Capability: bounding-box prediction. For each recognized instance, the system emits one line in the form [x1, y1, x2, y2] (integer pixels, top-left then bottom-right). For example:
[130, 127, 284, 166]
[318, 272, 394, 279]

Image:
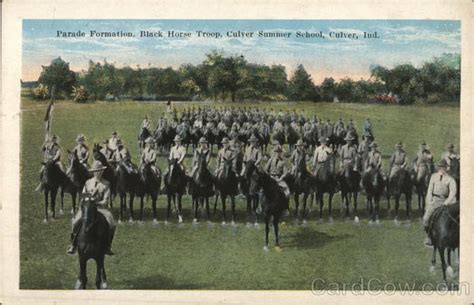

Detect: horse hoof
[317, 218, 324, 224]
[43, 218, 48, 224]
[193, 218, 198, 224]
[354, 216, 360, 223]
[221, 221, 226, 226]
[100, 281, 108, 289]
[275, 246, 282, 252]
[328, 217, 334, 224]
[368, 220, 374, 225]
[74, 279, 82, 289]
[178, 216, 183, 223]
[231, 221, 236, 226]
[60, 209, 64, 215]
[375, 219, 381, 225]
[263, 246, 269, 252]
[446, 266, 455, 278]
[153, 219, 158, 224]
[254, 222, 259, 227]
[429, 265, 435, 273]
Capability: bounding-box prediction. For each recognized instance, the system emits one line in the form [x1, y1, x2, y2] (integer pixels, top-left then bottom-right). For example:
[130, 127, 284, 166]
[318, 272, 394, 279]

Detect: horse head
[80, 193, 98, 233]
[448, 157, 460, 179]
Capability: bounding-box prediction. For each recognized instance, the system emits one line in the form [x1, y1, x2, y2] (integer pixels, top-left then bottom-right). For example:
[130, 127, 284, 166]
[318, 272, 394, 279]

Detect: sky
[22, 20, 460, 84]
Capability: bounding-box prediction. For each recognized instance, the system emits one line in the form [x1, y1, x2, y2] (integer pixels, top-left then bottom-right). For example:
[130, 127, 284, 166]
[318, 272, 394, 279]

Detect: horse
[64, 150, 91, 216]
[189, 151, 214, 222]
[338, 158, 362, 222]
[138, 127, 152, 153]
[116, 159, 139, 223]
[362, 166, 385, 223]
[313, 156, 337, 222]
[387, 168, 414, 222]
[92, 144, 117, 208]
[428, 202, 459, 283]
[163, 158, 188, 223]
[74, 193, 111, 289]
[292, 155, 313, 223]
[190, 127, 203, 152]
[240, 161, 261, 225]
[285, 125, 299, 154]
[272, 128, 286, 149]
[214, 156, 240, 224]
[40, 159, 74, 222]
[413, 161, 433, 215]
[243, 160, 289, 251]
[137, 162, 161, 222]
[203, 127, 217, 154]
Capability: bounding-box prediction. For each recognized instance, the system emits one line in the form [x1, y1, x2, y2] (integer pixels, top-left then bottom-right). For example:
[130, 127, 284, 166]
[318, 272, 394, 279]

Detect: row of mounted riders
[40, 141, 459, 226]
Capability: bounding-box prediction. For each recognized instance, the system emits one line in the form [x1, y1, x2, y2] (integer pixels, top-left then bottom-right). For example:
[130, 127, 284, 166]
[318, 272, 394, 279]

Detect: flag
[44, 85, 56, 138]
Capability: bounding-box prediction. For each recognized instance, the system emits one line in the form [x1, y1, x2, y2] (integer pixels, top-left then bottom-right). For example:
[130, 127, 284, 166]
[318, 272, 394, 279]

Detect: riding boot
[35, 182, 44, 192]
[66, 222, 82, 255]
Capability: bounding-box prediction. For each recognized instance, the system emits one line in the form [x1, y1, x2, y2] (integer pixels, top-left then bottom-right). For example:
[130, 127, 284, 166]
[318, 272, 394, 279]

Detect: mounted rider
[313, 136, 334, 175]
[334, 118, 345, 137]
[347, 118, 356, 133]
[339, 134, 358, 177]
[423, 159, 457, 246]
[265, 145, 291, 198]
[67, 160, 115, 256]
[441, 143, 460, 171]
[35, 134, 64, 192]
[108, 131, 120, 151]
[139, 137, 160, 177]
[167, 134, 186, 173]
[100, 139, 116, 164]
[114, 138, 137, 174]
[364, 142, 382, 173]
[190, 137, 211, 177]
[363, 118, 373, 139]
[388, 141, 408, 181]
[240, 134, 262, 175]
[215, 137, 237, 178]
[141, 115, 151, 132]
[289, 139, 307, 176]
[413, 141, 434, 180]
[67, 134, 89, 175]
[357, 135, 372, 171]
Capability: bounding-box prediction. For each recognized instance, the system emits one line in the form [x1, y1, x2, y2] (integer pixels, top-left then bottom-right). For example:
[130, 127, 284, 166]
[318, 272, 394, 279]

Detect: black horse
[64, 150, 91, 216]
[272, 129, 286, 149]
[362, 166, 385, 223]
[138, 127, 152, 152]
[40, 159, 73, 222]
[338, 159, 361, 222]
[243, 160, 289, 251]
[428, 203, 459, 283]
[189, 151, 214, 222]
[137, 162, 161, 222]
[387, 168, 413, 222]
[214, 157, 240, 224]
[292, 155, 313, 222]
[75, 193, 111, 289]
[163, 158, 188, 223]
[116, 159, 139, 223]
[313, 157, 337, 222]
[285, 125, 299, 154]
[240, 162, 260, 225]
[448, 157, 460, 201]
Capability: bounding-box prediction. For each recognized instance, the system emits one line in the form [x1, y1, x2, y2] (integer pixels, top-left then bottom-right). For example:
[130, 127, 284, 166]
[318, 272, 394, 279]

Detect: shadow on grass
[285, 226, 353, 250]
[121, 273, 209, 289]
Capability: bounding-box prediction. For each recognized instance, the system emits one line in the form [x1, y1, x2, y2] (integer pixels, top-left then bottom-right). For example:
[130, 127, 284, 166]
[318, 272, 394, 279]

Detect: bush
[426, 93, 444, 104]
[72, 86, 89, 103]
[31, 84, 49, 100]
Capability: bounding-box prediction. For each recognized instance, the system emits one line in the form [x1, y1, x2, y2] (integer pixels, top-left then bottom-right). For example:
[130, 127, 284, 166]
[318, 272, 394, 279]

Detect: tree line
[31, 51, 460, 105]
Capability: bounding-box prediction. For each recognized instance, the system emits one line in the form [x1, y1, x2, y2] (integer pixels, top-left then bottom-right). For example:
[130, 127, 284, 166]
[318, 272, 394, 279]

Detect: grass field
[20, 98, 460, 290]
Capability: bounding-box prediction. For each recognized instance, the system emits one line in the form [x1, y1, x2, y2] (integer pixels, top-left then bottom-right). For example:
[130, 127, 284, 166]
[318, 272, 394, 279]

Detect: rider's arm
[426, 175, 435, 204]
[98, 187, 111, 206]
[445, 178, 457, 205]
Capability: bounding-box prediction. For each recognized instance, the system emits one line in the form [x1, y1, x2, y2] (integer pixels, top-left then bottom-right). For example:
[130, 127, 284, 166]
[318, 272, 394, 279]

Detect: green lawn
[20, 98, 460, 289]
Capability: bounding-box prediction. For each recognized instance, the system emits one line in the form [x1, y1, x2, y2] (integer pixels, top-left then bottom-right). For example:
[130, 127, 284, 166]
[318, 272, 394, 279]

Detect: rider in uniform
[265, 146, 290, 198]
[413, 141, 434, 180]
[36, 134, 64, 192]
[190, 137, 211, 177]
[139, 137, 160, 177]
[67, 134, 89, 174]
[423, 159, 457, 246]
[364, 142, 382, 173]
[215, 137, 236, 178]
[67, 160, 115, 256]
[441, 143, 460, 172]
[167, 135, 187, 173]
[313, 136, 334, 175]
[114, 138, 137, 174]
[289, 139, 307, 176]
[388, 142, 408, 181]
[100, 139, 116, 164]
[339, 134, 358, 177]
[240, 134, 262, 175]
[108, 131, 119, 151]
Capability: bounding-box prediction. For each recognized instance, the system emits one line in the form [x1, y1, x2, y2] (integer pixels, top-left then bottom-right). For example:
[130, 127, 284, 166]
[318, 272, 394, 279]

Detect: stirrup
[66, 245, 77, 256]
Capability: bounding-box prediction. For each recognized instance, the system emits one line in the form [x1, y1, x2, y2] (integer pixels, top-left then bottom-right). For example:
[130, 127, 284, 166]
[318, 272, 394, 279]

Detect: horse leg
[273, 216, 280, 247]
[264, 217, 270, 251]
[100, 255, 107, 289]
[231, 195, 236, 224]
[44, 190, 49, 222]
[51, 188, 58, 219]
[152, 194, 157, 222]
[302, 193, 309, 221]
[72, 192, 77, 216]
[76, 257, 87, 289]
[430, 246, 437, 273]
[140, 196, 144, 222]
[353, 192, 359, 219]
[394, 194, 400, 221]
[95, 257, 104, 289]
[177, 194, 183, 223]
[439, 247, 448, 283]
[205, 197, 210, 221]
[293, 193, 300, 220]
[118, 194, 124, 223]
[60, 187, 65, 215]
[166, 194, 171, 223]
[246, 196, 252, 224]
[318, 193, 324, 221]
[328, 193, 334, 222]
[213, 193, 219, 215]
[221, 195, 227, 224]
[129, 193, 135, 222]
[406, 194, 411, 221]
